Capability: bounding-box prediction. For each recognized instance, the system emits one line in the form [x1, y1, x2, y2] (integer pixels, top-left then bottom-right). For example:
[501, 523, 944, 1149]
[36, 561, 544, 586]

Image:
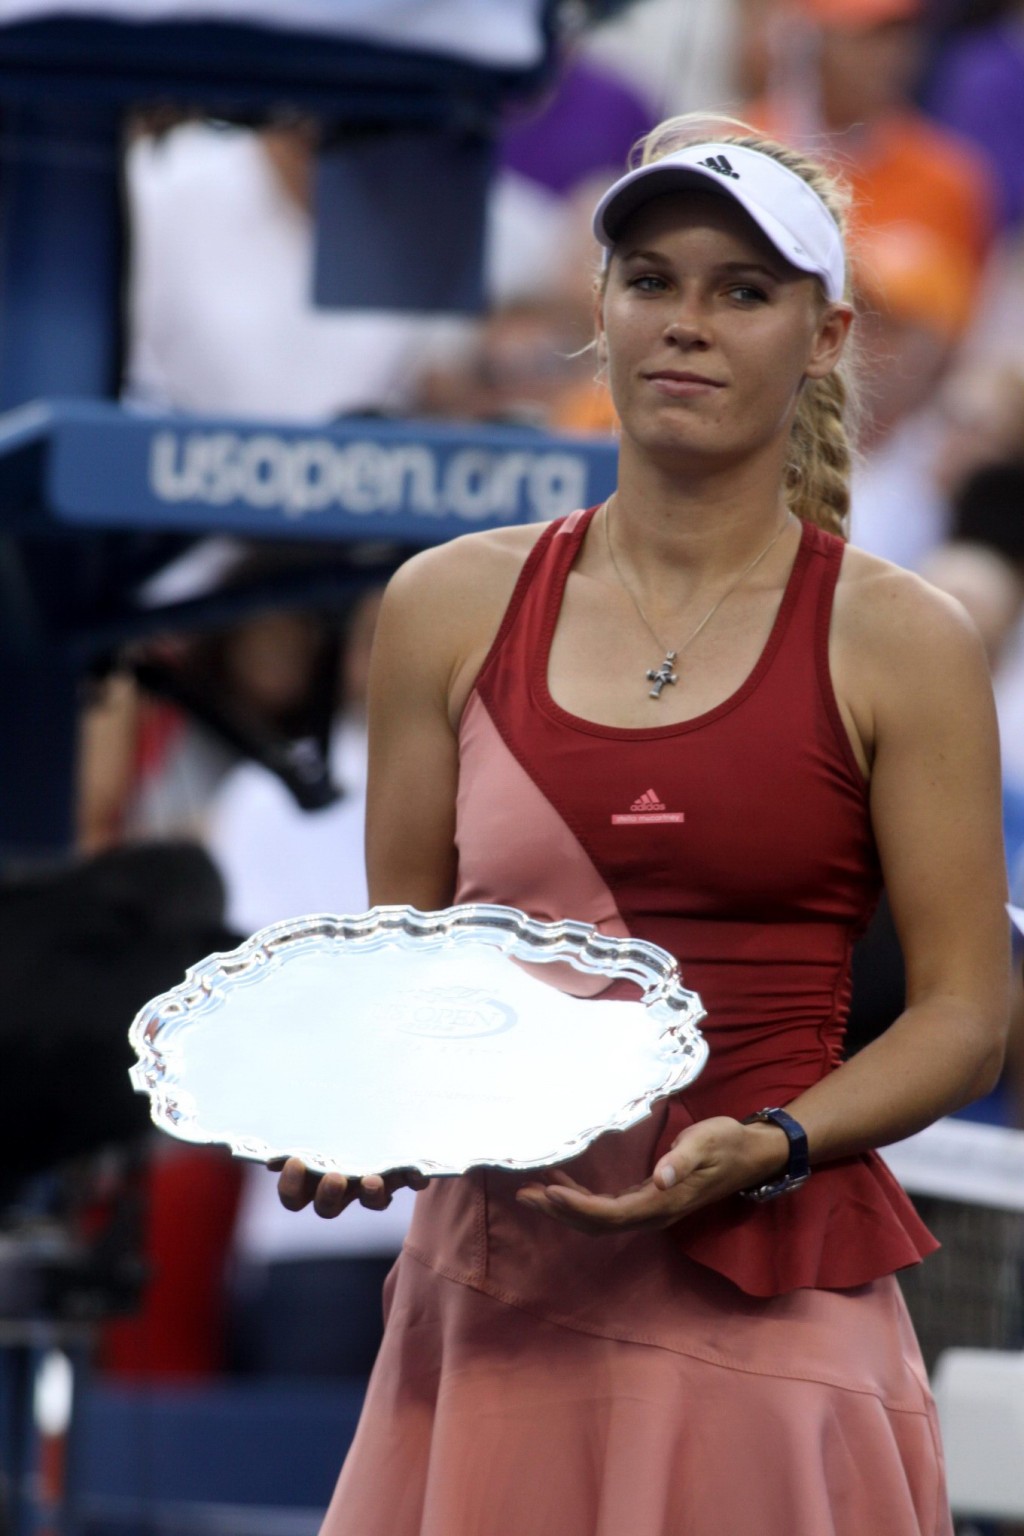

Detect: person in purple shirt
[926, 3, 1024, 231]
[500, 51, 657, 196]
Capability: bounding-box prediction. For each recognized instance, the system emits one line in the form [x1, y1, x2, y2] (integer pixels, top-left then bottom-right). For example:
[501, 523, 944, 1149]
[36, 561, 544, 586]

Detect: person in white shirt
[206, 587, 414, 1376]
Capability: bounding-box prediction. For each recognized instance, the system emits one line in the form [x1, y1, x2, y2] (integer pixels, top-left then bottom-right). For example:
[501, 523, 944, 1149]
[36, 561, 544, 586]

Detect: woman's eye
[728, 284, 769, 303]
[629, 273, 668, 293]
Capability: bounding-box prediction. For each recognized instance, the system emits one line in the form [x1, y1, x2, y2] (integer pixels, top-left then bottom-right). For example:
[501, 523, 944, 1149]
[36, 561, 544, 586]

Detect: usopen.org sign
[43, 406, 617, 542]
[150, 429, 591, 525]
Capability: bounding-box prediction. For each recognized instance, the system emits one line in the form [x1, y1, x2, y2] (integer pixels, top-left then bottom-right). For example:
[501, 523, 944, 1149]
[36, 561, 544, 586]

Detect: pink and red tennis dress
[319, 509, 952, 1536]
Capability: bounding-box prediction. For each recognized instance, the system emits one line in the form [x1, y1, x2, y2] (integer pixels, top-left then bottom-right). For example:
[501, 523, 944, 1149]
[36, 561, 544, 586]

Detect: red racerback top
[404, 507, 936, 1309]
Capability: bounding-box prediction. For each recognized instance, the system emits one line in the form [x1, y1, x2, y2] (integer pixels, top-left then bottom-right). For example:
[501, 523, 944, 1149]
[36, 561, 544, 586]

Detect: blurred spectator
[582, 0, 745, 119]
[848, 222, 972, 567]
[958, 219, 1024, 382]
[744, 0, 998, 313]
[72, 562, 361, 1376]
[931, 362, 1024, 510]
[124, 85, 651, 445]
[926, 0, 1024, 235]
[205, 586, 414, 1380]
[125, 592, 339, 841]
[847, 219, 1024, 574]
[69, 546, 413, 1390]
[500, 51, 655, 202]
[125, 74, 653, 423]
[412, 295, 620, 438]
[126, 121, 468, 420]
[856, 222, 977, 406]
[414, 299, 592, 426]
[207, 585, 379, 934]
[76, 538, 349, 849]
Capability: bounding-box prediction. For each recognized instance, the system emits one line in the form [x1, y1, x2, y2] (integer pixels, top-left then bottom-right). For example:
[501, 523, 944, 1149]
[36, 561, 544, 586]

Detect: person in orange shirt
[741, 0, 997, 319]
[554, 0, 1001, 443]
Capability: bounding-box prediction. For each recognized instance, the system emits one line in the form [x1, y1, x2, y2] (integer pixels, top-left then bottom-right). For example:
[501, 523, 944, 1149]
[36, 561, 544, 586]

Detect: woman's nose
[663, 297, 710, 347]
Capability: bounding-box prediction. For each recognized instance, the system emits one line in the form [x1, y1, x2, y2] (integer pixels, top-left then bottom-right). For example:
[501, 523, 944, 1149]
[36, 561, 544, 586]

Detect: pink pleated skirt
[319, 1248, 952, 1536]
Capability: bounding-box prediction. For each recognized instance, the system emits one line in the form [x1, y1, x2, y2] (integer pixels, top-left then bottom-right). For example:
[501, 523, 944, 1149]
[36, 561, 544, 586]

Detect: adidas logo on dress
[611, 789, 685, 826]
[631, 789, 666, 813]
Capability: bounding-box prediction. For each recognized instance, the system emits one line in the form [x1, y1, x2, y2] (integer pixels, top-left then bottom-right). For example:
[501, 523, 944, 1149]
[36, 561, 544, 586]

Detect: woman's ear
[805, 302, 854, 381]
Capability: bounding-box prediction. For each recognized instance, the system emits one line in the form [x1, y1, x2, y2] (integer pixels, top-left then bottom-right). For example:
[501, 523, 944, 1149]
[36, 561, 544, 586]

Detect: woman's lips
[645, 371, 724, 398]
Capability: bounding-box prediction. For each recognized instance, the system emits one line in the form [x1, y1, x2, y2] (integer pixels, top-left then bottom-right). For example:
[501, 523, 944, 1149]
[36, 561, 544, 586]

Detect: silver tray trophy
[129, 904, 708, 1177]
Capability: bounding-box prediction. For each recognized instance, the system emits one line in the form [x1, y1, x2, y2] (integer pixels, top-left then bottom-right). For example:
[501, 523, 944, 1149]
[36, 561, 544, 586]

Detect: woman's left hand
[515, 1115, 787, 1234]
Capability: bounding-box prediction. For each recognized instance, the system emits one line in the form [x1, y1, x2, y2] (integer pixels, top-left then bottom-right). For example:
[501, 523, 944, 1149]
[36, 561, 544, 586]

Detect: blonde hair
[611, 113, 859, 540]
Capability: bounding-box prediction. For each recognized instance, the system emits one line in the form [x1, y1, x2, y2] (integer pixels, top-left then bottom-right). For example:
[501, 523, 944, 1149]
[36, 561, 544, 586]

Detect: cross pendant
[646, 652, 678, 700]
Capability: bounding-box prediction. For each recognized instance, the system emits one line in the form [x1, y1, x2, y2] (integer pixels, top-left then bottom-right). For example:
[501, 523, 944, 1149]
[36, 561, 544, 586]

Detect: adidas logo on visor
[697, 154, 739, 180]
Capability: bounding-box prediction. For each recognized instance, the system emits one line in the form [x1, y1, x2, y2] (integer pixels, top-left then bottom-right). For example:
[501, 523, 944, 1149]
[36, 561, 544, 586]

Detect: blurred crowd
[17, 0, 1024, 1416]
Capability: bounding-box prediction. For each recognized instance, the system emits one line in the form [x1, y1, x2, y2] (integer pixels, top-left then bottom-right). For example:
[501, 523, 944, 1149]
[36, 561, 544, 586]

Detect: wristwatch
[740, 1107, 811, 1202]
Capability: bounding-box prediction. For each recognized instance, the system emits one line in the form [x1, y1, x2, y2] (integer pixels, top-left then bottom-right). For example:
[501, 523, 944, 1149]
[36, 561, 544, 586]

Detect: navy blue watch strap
[740, 1107, 811, 1202]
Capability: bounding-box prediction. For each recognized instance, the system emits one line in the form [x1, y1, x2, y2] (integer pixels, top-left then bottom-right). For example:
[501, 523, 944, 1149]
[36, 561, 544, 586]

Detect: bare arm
[364, 524, 547, 904]
[777, 563, 1009, 1159]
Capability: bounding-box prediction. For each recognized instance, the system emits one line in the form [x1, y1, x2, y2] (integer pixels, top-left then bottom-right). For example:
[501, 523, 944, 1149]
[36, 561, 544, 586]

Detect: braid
[629, 113, 860, 541]
[787, 371, 855, 537]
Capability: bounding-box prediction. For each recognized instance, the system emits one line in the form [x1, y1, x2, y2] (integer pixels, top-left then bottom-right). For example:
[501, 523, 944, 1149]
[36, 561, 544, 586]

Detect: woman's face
[596, 190, 849, 471]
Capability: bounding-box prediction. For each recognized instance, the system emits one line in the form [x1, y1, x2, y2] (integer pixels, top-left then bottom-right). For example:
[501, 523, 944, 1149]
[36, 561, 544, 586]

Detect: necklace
[603, 500, 794, 700]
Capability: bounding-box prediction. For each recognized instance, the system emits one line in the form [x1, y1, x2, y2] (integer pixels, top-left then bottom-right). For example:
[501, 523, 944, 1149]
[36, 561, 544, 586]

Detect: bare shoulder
[834, 543, 987, 667]
[374, 520, 555, 724]
[385, 520, 550, 620]
[831, 544, 994, 761]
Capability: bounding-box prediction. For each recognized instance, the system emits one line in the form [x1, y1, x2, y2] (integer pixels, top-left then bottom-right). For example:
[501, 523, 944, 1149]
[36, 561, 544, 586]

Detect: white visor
[592, 141, 846, 303]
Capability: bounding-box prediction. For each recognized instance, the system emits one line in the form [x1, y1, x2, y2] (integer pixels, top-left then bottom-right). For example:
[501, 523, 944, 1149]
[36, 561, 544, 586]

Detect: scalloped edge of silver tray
[128, 902, 709, 1176]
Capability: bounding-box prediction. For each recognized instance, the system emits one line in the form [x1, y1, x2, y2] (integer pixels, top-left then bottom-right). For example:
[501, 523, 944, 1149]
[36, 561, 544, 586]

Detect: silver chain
[602, 499, 794, 696]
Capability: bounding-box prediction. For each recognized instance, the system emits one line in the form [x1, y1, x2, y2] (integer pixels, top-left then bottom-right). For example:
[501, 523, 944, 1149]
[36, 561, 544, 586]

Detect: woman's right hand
[274, 1157, 429, 1219]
